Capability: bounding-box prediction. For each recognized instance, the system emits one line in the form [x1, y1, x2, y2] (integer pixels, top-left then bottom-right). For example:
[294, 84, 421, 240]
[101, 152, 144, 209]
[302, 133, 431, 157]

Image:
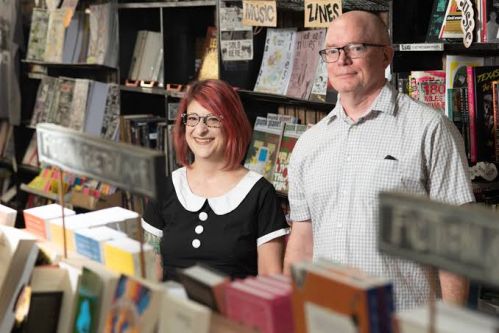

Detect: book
[160, 291, 212, 333]
[0, 203, 16, 227]
[0, 239, 39, 333]
[26, 8, 50, 61]
[225, 280, 292, 333]
[102, 237, 155, 280]
[244, 116, 285, 181]
[286, 29, 326, 100]
[44, 9, 66, 62]
[74, 226, 127, 263]
[466, 65, 499, 163]
[483, 0, 499, 43]
[254, 28, 297, 95]
[408, 70, 446, 111]
[291, 260, 394, 333]
[30, 75, 57, 127]
[492, 81, 499, 162]
[197, 26, 219, 81]
[177, 263, 230, 315]
[29, 265, 75, 333]
[128, 30, 148, 81]
[395, 300, 499, 332]
[272, 123, 307, 194]
[103, 274, 163, 333]
[439, 0, 464, 39]
[22, 291, 63, 333]
[426, 0, 450, 42]
[445, 55, 484, 119]
[23, 203, 76, 240]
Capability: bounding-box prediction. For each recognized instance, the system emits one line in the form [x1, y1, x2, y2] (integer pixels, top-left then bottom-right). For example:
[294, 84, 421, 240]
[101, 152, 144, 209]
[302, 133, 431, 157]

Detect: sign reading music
[36, 123, 166, 199]
[378, 192, 499, 287]
[242, 0, 277, 27]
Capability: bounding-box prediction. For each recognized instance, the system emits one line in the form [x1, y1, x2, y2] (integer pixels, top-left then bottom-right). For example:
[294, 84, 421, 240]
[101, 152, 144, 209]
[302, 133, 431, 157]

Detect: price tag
[242, 0, 277, 27]
[304, 0, 342, 28]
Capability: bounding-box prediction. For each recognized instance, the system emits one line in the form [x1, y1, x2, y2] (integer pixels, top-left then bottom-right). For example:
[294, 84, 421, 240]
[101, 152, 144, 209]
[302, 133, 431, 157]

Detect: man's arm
[283, 220, 313, 276]
[439, 270, 469, 305]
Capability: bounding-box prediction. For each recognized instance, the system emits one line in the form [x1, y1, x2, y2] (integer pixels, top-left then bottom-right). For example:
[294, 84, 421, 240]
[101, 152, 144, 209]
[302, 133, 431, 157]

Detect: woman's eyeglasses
[182, 113, 223, 128]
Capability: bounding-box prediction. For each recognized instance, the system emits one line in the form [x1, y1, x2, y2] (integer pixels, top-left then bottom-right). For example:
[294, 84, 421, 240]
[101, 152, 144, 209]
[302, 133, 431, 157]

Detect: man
[284, 11, 474, 310]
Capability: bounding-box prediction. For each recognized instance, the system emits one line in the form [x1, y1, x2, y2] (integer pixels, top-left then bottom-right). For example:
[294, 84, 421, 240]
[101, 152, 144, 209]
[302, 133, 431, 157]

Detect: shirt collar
[171, 167, 263, 215]
[325, 82, 398, 124]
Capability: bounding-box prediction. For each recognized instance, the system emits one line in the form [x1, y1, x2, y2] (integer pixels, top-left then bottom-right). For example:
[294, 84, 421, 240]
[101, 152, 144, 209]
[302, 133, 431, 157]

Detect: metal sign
[36, 123, 166, 199]
[379, 192, 499, 287]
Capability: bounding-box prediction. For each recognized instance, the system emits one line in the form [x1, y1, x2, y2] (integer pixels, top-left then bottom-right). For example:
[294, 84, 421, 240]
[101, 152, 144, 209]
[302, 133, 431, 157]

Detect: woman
[142, 79, 289, 281]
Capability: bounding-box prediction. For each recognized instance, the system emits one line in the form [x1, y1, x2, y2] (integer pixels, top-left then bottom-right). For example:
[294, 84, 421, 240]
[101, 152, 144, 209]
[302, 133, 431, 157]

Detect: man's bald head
[328, 11, 390, 45]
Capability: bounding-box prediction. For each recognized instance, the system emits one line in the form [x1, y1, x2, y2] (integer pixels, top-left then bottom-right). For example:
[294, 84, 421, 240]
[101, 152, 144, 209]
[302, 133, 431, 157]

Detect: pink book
[467, 65, 478, 163]
[225, 281, 293, 333]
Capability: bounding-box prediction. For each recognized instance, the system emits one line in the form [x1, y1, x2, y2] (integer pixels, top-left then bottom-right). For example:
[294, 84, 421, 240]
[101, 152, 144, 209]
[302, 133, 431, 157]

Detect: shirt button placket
[192, 211, 208, 249]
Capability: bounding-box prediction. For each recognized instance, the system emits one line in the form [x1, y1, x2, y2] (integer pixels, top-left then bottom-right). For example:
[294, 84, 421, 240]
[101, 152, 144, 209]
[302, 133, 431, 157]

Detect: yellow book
[103, 237, 155, 280]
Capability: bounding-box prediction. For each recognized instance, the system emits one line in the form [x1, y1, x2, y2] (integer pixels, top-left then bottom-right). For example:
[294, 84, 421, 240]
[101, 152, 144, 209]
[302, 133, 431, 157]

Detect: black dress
[142, 167, 289, 281]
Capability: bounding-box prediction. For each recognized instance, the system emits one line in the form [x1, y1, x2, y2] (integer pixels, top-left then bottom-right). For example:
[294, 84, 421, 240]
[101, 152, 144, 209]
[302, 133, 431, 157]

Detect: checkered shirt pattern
[288, 83, 475, 310]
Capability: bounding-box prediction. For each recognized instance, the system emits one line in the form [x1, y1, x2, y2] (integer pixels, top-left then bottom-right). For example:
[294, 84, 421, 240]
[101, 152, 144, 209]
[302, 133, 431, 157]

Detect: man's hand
[283, 220, 313, 276]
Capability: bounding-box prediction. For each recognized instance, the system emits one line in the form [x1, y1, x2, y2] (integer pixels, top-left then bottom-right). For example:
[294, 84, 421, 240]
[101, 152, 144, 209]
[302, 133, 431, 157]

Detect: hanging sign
[457, 0, 475, 48]
[304, 0, 342, 28]
[378, 192, 499, 287]
[36, 123, 166, 199]
[242, 0, 277, 27]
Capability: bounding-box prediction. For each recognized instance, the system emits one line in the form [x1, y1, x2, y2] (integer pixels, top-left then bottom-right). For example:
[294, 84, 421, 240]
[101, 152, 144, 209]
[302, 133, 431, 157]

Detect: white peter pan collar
[172, 167, 263, 215]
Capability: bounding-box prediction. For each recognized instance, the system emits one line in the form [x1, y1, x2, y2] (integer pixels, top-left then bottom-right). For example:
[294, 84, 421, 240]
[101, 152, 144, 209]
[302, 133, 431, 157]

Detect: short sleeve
[425, 114, 475, 205]
[288, 134, 311, 222]
[256, 180, 289, 246]
[142, 199, 165, 238]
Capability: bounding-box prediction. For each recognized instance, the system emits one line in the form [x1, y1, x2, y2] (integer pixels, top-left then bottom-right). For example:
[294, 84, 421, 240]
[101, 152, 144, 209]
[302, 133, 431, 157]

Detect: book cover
[72, 267, 105, 333]
[102, 237, 155, 280]
[467, 65, 499, 163]
[0, 240, 39, 333]
[160, 291, 212, 333]
[408, 70, 446, 111]
[286, 29, 326, 100]
[272, 123, 307, 194]
[50, 77, 76, 126]
[445, 55, 484, 119]
[101, 83, 121, 141]
[291, 261, 393, 333]
[23, 203, 75, 240]
[44, 9, 66, 63]
[254, 28, 297, 95]
[69, 78, 91, 131]
[74, 226, 127, 263]
[197, 26, 219, 81]
[225, 280, 292, 333]
[426, 0, 450, 42]
[30, 75, 57, 127]
[26, 8, 50, 61]
[244, 116, 284, 181]
[103, 274, 162, 333]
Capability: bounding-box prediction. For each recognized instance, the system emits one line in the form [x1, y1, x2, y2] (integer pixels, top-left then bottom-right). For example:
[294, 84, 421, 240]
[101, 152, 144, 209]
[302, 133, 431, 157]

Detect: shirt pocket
[359, 158, 403, 200]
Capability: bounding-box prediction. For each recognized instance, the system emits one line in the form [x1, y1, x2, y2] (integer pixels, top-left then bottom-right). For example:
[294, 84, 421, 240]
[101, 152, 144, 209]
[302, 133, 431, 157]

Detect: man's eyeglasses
[319, 43, 387, 63]
[182, 113, 223, 128]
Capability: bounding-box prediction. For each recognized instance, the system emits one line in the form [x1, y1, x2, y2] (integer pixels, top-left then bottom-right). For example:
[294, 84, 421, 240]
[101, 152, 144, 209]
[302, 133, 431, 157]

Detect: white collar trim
[172, 167, 263, 215]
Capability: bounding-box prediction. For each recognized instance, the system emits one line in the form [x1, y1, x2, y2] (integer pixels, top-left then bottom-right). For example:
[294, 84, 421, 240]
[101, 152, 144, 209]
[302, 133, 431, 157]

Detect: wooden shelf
[394, 43, 499, 52]
[120, 85, 168, 96]
[20, 183, 71, 202]
[117, 0, 215, 9]
[22, 59, 118, 71]
[237, 89, 334, 111]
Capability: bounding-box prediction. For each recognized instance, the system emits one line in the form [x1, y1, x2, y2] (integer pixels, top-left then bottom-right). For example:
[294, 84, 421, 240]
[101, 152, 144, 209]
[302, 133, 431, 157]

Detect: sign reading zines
[304, 0, 342, 28]
[457, 0, 474, 48]
[378, 191, 499, 287]
[242, 0, 277, 27]
[36, 123, 166, 199]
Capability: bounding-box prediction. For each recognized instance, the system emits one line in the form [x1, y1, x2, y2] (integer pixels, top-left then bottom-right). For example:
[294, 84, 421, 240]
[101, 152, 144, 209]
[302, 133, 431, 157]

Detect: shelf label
[36, 123, 166, 199]
[457, 0, 475, 48]
[304, 0, 342, 28]
[379, 192, 499, 286]
[242, 0, 277, 27]
[398, 43, 444, 51]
